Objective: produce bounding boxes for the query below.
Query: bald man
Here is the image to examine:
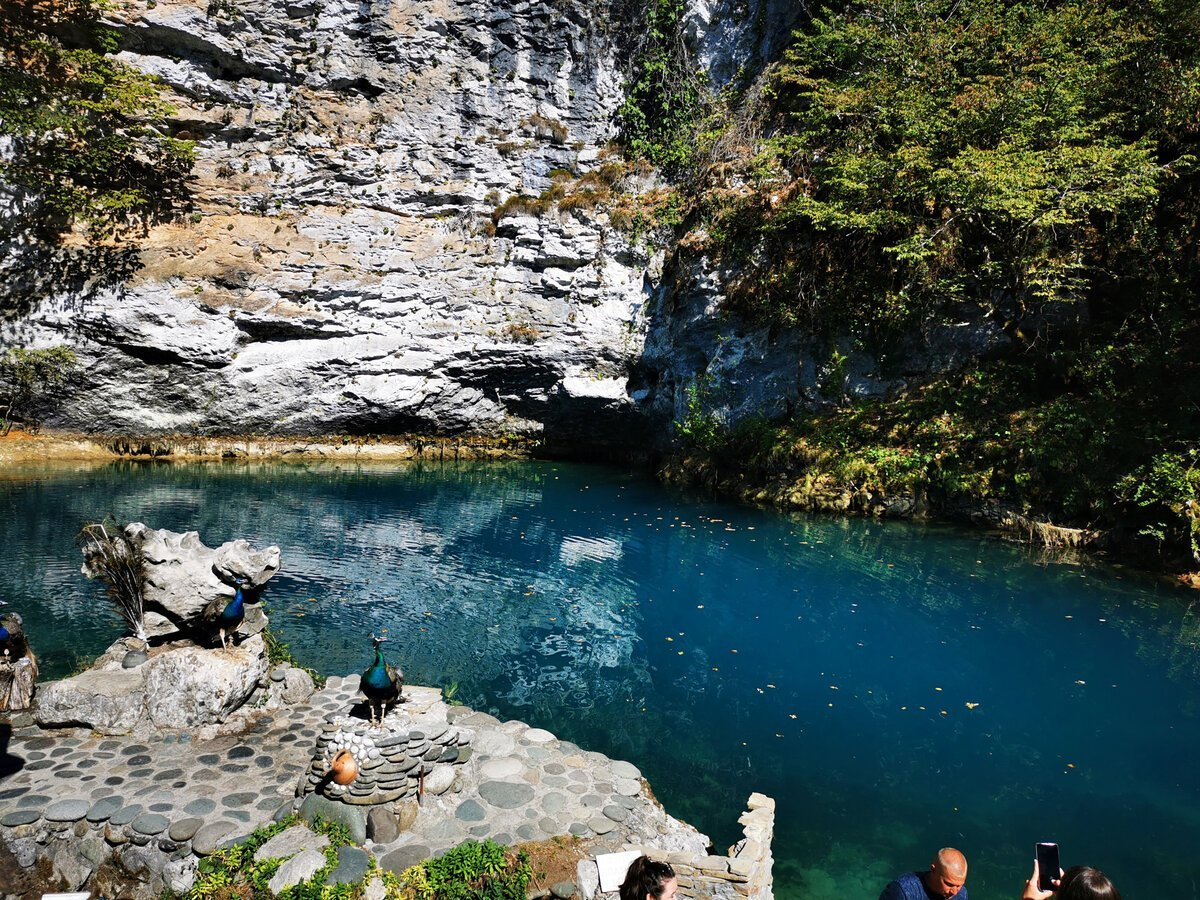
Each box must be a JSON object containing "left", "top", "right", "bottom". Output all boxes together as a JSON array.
[{"left": 880, "top": 848, "right": 968, "bottom": 900}]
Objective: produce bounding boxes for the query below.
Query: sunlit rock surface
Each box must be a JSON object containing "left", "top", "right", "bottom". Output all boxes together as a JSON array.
[{"left": 0, "top": 0, "right": 1008, "bottom": 448}]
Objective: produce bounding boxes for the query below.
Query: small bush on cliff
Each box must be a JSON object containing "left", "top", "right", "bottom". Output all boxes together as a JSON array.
[{"left": 615, "top": 0, "right": 706, "bottom": 172}]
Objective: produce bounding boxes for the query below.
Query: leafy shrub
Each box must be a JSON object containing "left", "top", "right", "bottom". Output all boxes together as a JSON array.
[{"left": 395, "top": 840, "right": 532, "bottom": 900}]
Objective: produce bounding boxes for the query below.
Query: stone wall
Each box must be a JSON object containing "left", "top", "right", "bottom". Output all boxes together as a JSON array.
[{"left": 579, "top": 793, "right": 775, "bottom": 900}]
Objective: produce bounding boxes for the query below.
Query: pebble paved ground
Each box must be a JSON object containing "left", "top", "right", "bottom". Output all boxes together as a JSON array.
[{"left": 0, "top": 675, "right": 701, "bottom": 874}]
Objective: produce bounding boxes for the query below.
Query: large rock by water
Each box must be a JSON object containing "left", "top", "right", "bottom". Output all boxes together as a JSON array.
[
  {"left": 81, "top": 523, "right": 280, "bottom": 639},
  {"left": 34, "top": 634, "right": 268, "bottom": 734}
]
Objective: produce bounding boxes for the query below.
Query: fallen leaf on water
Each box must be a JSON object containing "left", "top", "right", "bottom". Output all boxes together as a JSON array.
[
  {"left": 767, "top": 683, "right": 777, "bottom": 689},
  {"left": 731, "top": 649, "right": 739, "bottom": 654},
  {"left": 935, "top": 687, "right": 944, "bottom": 692},
  {"left": 1075, "top": 679, "right": 1086, "bottom": 685},
  {"left": 1067, "top": 763, "right": 1076, "bottom": 768},
  {"left": 789, "top": 714, "right": 798, "bottom": 719},
  {"left": 940, "top": 710, "right": 949, "bottom": 716},
  {"left": 966, "top": 702, "right": 980, "bottom": 710},
  {"left": 665, "top": 636, "right": 674, "bottom": 642}
]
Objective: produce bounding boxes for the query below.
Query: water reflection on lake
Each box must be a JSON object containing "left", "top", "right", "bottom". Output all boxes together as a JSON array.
[{"left": 2, "top": 459, "right": 1197, "bottom": 900}]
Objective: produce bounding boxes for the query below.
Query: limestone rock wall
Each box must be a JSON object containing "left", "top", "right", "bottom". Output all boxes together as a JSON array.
[
  {"left": 3, "top": 0, "right": 660, "bottom": 450},
  {"left": 0, "top": 0, "right": 1012, "bottom": 451}
]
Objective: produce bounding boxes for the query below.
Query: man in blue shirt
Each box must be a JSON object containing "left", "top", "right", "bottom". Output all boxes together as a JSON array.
[{"left": 880, "top": 848, "right": 969, "bottom": 900}]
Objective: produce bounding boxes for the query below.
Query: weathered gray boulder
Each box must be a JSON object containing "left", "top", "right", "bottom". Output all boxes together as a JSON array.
[
  {"left": 34, "top": 634, "right": 268, "bottom": 734},
  {"left": 142, "top": 635, "right": 269, "bottom": 728},
  {"left": 81, "top": 524, "right": 280, "bottom": 639},
  {"left": 264, "top": 666, "right": 316, "bottom": 709}
]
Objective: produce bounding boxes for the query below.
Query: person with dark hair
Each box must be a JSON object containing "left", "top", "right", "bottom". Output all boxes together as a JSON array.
[
  {"left": 619, "top": 856, "right": 677, "bottom": 900},
  {"left": 880, "top": 848, "right": 969, "bottom": 900},
  {"left": 1022, "top": 863, "right": 1122, "bottom": 900}
]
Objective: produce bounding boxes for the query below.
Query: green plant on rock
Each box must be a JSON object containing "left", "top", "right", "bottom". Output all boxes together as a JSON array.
[
  {"left": 675, "top": 377, "right": 724, "bottom": 453},
  {"left": 396, "top": 840, "right": 531, "bottom": 900},
  {"left": 188, "top": 815, "right": 356, "bottom": 900},
  {"left": 615, "top": 0, "right": 706, "bottom": 172}
]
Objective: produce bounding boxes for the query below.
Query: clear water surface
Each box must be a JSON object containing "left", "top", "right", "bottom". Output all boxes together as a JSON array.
[{"left": 3, "top": 460, "right": 1198, "bottom": 900}]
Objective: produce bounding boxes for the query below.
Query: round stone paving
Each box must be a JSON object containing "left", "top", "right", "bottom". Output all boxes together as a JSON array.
[
  {"left": 479, "top": 757, "right": 523, "bottom": 779},
  {"left": 478, "top": 781, "right": 535, "bottom": 809},
  {"left": 45, "top": 799, "right": 90, "bottom": 822}
]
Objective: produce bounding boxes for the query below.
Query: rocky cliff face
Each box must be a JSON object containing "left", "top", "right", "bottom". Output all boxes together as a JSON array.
[
  {"left": 1, "top": 0, "right": 1003, "bottom": 452},
  {"left": 4, "top": 0, "right": 658, "bottom": 449}
]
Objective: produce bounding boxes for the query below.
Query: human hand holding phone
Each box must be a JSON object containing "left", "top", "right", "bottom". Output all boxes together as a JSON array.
[{"left": 1022, "top": 857, "right": 1063, "bottom": 900}]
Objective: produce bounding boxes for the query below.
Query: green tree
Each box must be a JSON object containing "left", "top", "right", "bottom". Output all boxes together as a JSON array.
[
  {"left": 0, "top": 0, "right": 195, "bottom": 242},
  {"left": 704, "top": 0, "right": 1200, "bottom": 335},
  {"left": 0, "top": 346, "right": 79, "bottom": 432}
]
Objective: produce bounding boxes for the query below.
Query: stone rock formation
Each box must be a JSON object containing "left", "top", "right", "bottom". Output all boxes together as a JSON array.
[
  {"left": 34, "top": 634, "right": 269, "bottom": 734},
  {"left": 81, "top": 523, "right": 280, "bottom": 639},
  {"left": 0, "top": 0, "right": 1010, "bottom": 450}
]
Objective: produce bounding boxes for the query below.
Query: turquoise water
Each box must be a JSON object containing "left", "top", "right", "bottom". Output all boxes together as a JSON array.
[{"left": 3, "top": 460, "right": 1198, "bottom": 900}]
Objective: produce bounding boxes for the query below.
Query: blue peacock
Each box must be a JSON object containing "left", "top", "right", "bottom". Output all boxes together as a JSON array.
[
  {"left": 360, "top": 634, "right": 403, "bottom": 726},
  {"left": 200, "top": 580, "right": 251, "bottom": 650}
]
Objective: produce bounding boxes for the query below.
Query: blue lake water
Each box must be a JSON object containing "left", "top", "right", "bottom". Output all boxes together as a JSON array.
[{"left": 3, "top": 460, "right": 1198, "bottom": 900}]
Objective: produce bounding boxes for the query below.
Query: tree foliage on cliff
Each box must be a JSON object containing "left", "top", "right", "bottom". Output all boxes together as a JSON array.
[
  {"left": 0, "top": 0, "right": 194, "bottom": 242},
  {"left": 702, "top": 0, "right": 1200, "bottom": 335},
  {"left": 615, "top": 0, "right": 706, "bottom": 173},
  {"left": 683, "top": 0, "right": 1200, "bottom": 567}
]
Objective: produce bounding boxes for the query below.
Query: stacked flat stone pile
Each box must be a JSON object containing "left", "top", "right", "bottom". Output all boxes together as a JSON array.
[{"left": 304, "top": 687, "right": 473, "bottom": 805}]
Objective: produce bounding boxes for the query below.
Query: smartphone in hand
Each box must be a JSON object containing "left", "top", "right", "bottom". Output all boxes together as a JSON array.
[{"left": 1036, "top": 843, "right": 1061, "bottom": 892}]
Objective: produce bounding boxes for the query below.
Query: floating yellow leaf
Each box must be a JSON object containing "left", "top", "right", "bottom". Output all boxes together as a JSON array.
[
  {"left": 940, "top": 710, "right": 949, "bottom": 716},
  {"left": 935, "top": 687, "right": 943, "bottom": 692},
  {"left": 1067, "top": 763, "right": 1076, "bottom": 768},
  {"left": 665, "top": 636, "right": 674, "bottom": 642},
  {"left": 788, "top": 714, "right": 798, "bottom": 719},
  {"left": 1075, "top": 679, "right": 1086, "bottom": 685},
  {"left": 767, "top": 683, "right": 776, "bottom": 689},
  {"left": 965, "top": 702, "right": 980, "bottom": 710}
]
